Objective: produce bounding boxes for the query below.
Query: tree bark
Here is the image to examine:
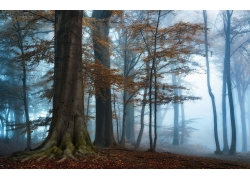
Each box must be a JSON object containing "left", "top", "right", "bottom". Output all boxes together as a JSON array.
[
  {"left": 134, "top": 87, "right": 148, "bottom": 150},
  {"left": 203, "top": 10, "right": 222, "bottom": 154},
  {"left": 222, "top": 62, "right": 229, "bottom": 152},
  {"left": 92, "top": 10, "right": 116, "bottom": 147},
  {"left": 172, "top": 65, "right": 179, "bottom": 146},
  {"left": 224, "top": 10, "right": 236, "bottom": 155},
  {"left": 16, "top": 18, "right": 32, "bottom": 150},
  {"left": 32, "top": 10, "right": 94, "bottom": 159}
]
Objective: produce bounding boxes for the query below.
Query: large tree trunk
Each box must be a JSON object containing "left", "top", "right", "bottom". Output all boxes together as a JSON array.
[
  {"left": 92, "top": 10, "right": 116, "bottom": 147},
  {"left": 203, "top": 10, "right": 222, "bottom": 154},
  {"left": 23, "top": 10, "right": 94, "bottom": 160}
]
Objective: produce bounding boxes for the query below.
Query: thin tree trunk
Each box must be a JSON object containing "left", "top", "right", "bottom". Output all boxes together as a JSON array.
[
  {"left": 234, "top": 62, "right": 247, "bottom": 152},
  {"left": 172, "top": 65, "right": 179, "bottom": 146},
  {"left": 15, "top": 18, "right": 32, "bottom": 150},
  {"left": 222, "top": 63, "right": 229, "bottom": 152},
  {"left": 0, "top": 116, "right": 4, "bottom": 138},
  {"left": 238, "top": 94, "right": 247, "bottom": 152},
  {"left": 86, "top": 87, "right": 91, "bottom": 122},
  {"left": 13, "top": 109, "right": 24, "bottom": 145},
  {"left": 225, "top": 10, "right": 236, "bottom": 155},
  {"left": 203, "top": 10, "right": 222, "bottom": 154},
  {"left": 120, "top": 95, "right": 126, "bottom": 146},
  {"left": 180, "top": 102, "right": 185, "bottom": 145},
  {"left": 179, "top": 76, "right": 185, "bottom": 145},
  {"left": 112, "top": 89, "right": 119, "bottom": 143},
  {"left": 135, "top": 87, "right": 148, "bottom": 150},
  {"left": 4, "top": 109, "right": 10, "bottom": 144}
]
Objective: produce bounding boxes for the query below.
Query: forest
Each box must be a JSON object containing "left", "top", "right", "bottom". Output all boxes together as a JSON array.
[{"left": 1, "top": 9, "right": 250, "bottom": 169}]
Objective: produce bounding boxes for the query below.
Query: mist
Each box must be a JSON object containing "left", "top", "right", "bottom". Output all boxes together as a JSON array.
[{"left": 1, "top": 10, "right": 250, "bottom": 168}]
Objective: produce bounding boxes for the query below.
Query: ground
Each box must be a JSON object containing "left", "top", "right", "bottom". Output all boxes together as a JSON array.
[{"left": 1, "top": 140, "right": 250, "bottom": 169}]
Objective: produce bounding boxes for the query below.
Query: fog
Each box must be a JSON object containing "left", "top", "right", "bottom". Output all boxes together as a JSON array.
[{"left": 1, "top": 9, "right": 250, "bottom": 164}]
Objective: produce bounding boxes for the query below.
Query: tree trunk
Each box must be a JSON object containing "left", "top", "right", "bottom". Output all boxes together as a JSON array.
[
  {"left": 0, "top": 116, "right": 4, "bottom": 138},
  {"left": 234, "top": 62, "right": 247, "bottom": 152},
  {"left": 178, "top": 77, "right": 185, "bottom": 145},
  {"left": 13, "top": 109, "right": 24, "bottom": 145},
  {"left": 172, "top": 66, "right": 179, "bottom": 146},
  {"left": 180, "top": 102, "right": 185, "bottom": 145},
  {"left": 203, "top": 10, "right": 222, "bottom": 154},
  {"left": 134, "top": 87, "right": 148, "bottom": 150},
  {"left": 125, "top": 92, "right": 135, "bottom": 144},
  {"left": 135, "top": 60, "right": 150, "bottom": 150},
  {"left": 112, "top": 89, "right": 119, "bottom": 142},
  {"left": 16, "top": 19, "right": 32, "bottom": 150},
  {"left": 32, "top": 10, "right": 94, "bottom": 159},
  {"left": 222, "top": 63, "right": 229, "bottom": 152},
  {"left": 124, "top": 51, "right": 135, "bottom": 145},
  {"left": 22, "top": 61, "right": 31, "bottom": 150},
  {"left": 92, "top": 10, "right": 116, "bottom": 147},
  {"left": 225, "top": 10, "right": 236, "bottom": 155},
  {"left": 4, "top": 109, "right": 10, "bottom": 144},
  {"left": 238, "top": 94, "right": 247, "bottom": 152}
]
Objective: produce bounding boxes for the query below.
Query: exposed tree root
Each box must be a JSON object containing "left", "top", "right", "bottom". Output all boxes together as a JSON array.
[{"left": 11, "top": 145, "right": 96, "bottom": 162}]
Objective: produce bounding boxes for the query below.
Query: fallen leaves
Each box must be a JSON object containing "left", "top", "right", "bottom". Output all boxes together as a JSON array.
[{"left": 0, "top": 147, "right": 250, "bottom": 169}]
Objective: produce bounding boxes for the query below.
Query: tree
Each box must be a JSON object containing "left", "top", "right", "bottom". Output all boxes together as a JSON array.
[
  {"left": 203, "top": 10, "right": 222, "bottom": 154},
  {"left": 232, "top": 50, "right": 250, "bottom": 152},
  {"left": 172, "top": 65, "right": 179, "bottom": 146},
  {"left": 15, "top": 10, "right": 94, "bottom": 160},
  {"left": 0, "top": 10, "right": 55, "bottom": 149},
  {"left": 131, "top": 10, "right": 203, "bottom": 151},
  {"left": 224, "top": 10, "right": 236, "bottom": 155},
  {"left": 92, "top": 10, "right": 117, "bottom": 147}
]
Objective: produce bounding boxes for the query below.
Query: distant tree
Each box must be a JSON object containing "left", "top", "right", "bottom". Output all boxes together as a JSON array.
[
  {"left": 0, "top": 10, "right": 54, "bottom": 150},
  {"left": 92, "top": 10, "right": 117, "bottom": 147},
  {"left": 203, "top": 10, "right": 222, "bottom": 154},
  {"left": 232, "top": 50, "right": 250, "bottom": 152},
  {"left": 131, "top": 10, "right": 203, "bottom": 151},
  {"left": 223, "top": 10, "right": 236, "bottom": 155},
  {"left": 172, "top": 65, "right": 179, "bottom": 146}
]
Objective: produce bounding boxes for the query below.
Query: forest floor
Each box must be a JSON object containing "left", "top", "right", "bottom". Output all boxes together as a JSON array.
[{"left": 1, "top": 140, "right": 250, "bottom": 169}]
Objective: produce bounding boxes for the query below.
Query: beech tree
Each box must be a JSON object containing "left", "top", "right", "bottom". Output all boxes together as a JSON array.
[
  {"left": 92, "top": 10, "right": 117, "bottom": 147},
  {"left": 223, "top": 10, "right": 236, "bottom": 155},
  {"left": 203, "top": 10, "right": 222, "bottom": 154},
  {"left": 14, "top": 10, "right": 94, "bottom": 160}
]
